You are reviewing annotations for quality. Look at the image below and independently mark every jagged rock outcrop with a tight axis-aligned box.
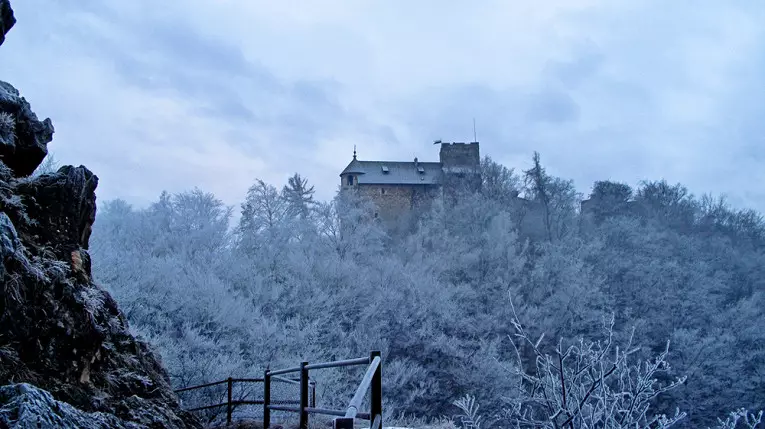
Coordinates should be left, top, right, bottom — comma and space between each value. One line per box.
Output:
0, 0, 14, 47
0, 2, 201, 427
0, 383, 143, 428
1, 383, 203, 428
0, 81, 54, 177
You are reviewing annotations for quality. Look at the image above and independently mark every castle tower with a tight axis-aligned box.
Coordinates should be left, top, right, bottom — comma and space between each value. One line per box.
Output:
439, 141, 481, 196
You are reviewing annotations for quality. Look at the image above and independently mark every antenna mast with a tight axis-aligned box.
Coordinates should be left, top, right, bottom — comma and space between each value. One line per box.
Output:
472, 118, 477, 143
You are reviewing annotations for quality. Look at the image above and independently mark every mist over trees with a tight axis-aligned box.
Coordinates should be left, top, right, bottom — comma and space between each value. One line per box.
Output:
89, 154, 764, 428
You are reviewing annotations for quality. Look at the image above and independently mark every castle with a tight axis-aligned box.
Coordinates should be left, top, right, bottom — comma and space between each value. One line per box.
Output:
339, 141, 481, 231
337, 140, 624, 240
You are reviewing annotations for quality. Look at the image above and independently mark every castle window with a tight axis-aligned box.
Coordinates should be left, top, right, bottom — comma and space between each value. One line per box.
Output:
381, 165, 389, 174
347, 176, 354, 185
381, 188, 386, 195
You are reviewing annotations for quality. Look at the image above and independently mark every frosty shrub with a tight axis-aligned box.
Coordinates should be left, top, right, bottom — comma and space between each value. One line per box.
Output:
0, 111, 14, 137
502, 306, 686, 428
449, 302, 763, 429
713, 409, 763, 429
453, 395, 485, 429
30, 152, 59, 177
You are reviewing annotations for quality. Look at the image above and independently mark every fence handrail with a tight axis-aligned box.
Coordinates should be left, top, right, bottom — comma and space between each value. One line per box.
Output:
269, 365, 302, 376
305, 356, 371, 371
175, 377, 271, 394
263, 351, 382, 429
342, 356, 380, 419
332, 351, 382, 429
174, 379, 230, 393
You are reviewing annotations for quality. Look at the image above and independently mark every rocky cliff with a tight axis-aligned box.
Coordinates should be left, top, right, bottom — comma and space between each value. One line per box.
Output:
0, 0, 14, 47
0, 1, 201, 427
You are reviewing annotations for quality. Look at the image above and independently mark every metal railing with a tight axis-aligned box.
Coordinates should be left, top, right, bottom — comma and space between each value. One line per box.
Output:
264, 350, 382, 429
175, 350, 382, 429
174, 376, 315, 425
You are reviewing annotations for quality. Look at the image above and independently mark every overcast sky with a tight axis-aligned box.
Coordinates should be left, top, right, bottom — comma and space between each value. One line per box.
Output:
1, 0, 764, 212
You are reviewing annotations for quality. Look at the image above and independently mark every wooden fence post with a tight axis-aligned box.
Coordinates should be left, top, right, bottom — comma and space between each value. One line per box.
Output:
300, 362, 309, 429
263, 370, 271, 429
226, 377, 233, 425
370, 351, 382, 428
334, 417, 354, 429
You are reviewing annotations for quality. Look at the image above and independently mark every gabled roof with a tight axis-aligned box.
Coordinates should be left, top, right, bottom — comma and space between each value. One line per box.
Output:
340, 160, 442, 185
340, 158, 366, 175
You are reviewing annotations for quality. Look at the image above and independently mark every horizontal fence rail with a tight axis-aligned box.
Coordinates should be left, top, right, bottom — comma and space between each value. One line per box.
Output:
305, 357, 371, 371
174, 351, 382, 429
175, 376, 314, 425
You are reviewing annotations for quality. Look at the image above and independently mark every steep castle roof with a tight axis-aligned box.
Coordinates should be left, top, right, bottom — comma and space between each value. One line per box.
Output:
340, 158, 367, 175
340, 159, 442, 185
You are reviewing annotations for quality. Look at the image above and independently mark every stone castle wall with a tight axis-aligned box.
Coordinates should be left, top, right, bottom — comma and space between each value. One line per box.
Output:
439, 142, 480, 172
359, 184, 440, 231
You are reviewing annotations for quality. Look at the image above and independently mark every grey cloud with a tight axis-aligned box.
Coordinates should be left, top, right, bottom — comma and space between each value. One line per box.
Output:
524, 87, 579, 124
397, 82, 582, 153
398, 85, 516, 142
192, 99, 257, 123
50, 5, 354, 153
544, 43, 605, 90
142, 23, 255, 77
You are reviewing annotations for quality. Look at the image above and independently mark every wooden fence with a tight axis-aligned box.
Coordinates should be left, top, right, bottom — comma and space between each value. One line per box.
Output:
175, 350, 382, 429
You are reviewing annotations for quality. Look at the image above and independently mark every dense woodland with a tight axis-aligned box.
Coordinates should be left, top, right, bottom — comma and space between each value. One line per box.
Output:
89, 153, 764, 428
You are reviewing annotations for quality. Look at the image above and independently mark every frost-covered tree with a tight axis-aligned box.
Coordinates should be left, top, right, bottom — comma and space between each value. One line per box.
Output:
91, 191, 288, 395
522, 152, 580, 241
522, 151, 556, 240
147, 188, 232, 260
235, 179, 294, 284
282, 173, 316, 220
586, 180, 634, 223
481, 155, 521, 206
634, 180, 697, 232
238, 179, 288, 243
89, 158, 765, 428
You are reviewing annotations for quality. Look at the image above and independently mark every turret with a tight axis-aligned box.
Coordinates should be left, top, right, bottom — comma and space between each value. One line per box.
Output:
439, 141, 480, 173
439, 142, 481, 194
